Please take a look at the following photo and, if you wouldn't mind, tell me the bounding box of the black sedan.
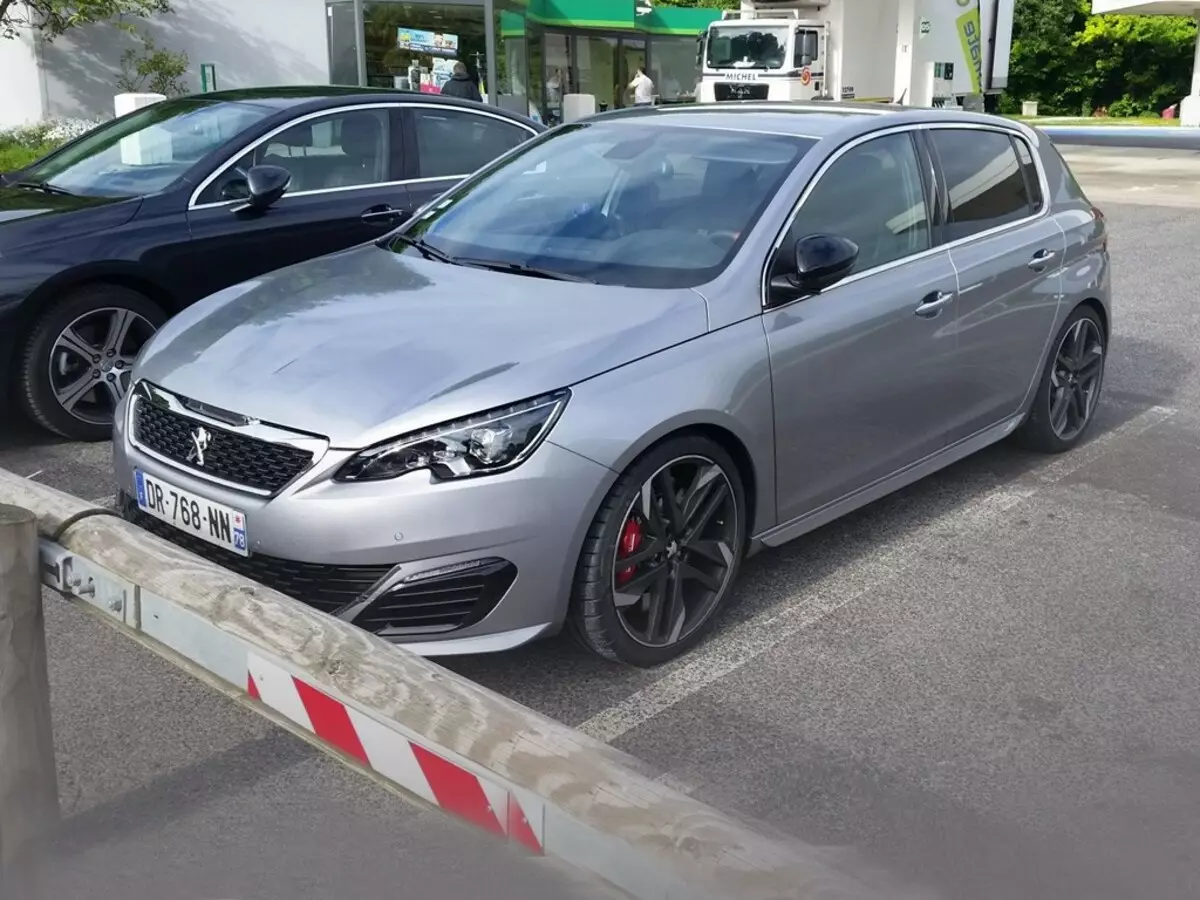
[0,86,543,441]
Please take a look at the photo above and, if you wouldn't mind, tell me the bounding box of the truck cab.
[698,9,828,103]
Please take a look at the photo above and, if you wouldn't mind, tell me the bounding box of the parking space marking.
[578,404,1178,744]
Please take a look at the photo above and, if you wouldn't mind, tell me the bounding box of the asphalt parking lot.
[3,149,1199,898]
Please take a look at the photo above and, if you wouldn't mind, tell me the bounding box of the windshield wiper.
[12,180,76,197]
[389,233,455,263]
[455,258,595,283]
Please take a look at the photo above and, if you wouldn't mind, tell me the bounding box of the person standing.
[440,60,483,103]
[628,66,655,107]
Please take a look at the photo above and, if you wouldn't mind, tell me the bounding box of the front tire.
[18,285,166,442]
[568,435,747,667]
[1015,305,1106,454]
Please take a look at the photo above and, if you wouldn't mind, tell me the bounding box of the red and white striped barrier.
[247,653,545,854]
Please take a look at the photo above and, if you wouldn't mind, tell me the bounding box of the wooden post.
[0,504,58,890]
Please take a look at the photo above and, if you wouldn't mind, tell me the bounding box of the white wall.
[0,26,48,127]
[36,0,330,121]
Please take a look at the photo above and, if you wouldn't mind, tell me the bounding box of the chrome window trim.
[760,121,1053,310]
[187,101,538,211]
[128,381,329,497]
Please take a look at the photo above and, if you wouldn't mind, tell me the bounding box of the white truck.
[696,0,1014,108]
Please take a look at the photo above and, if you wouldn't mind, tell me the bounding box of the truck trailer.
[696,0,1014,108]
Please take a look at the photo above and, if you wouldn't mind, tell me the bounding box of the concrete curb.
[0,468,915,900]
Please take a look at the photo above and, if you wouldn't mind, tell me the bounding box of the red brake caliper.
[616,517,643,586]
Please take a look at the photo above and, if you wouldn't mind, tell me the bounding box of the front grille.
[351,558,517,635]
[133,398,314,494]
[122,496,392,613]
[714,82,769,102]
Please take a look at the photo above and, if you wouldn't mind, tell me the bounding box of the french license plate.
[134,469,248,556]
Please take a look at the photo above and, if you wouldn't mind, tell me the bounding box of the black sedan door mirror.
[231,164,291,214]
[769,233,859,303]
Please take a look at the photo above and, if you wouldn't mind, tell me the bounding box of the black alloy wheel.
[570,436,746,666]
[1048,315,1105,442]
[19,285,167,441]
[1015,305,1107,453]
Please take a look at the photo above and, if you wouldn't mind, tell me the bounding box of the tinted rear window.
[929,129,1035,242]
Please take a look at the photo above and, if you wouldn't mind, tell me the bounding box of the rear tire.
[568,435,747,667]
[18,285,166,442]
[1014,305,1106,454]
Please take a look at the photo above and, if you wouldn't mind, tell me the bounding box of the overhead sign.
[397,28,459,56]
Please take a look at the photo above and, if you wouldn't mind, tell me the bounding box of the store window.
[541,32,572,125]
[327,0,361,85]
[495,3,533,119]
[363,1,487,93]
[649,35,700,103]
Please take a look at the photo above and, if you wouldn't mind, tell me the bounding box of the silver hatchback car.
[114,103,1110,667]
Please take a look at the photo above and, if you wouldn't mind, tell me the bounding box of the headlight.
[335,390,570,482]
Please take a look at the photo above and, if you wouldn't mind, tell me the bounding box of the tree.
[116,28,188,96]
[0,0,171,41]
[1074,12,1197,115]
[1004,0,1197,116]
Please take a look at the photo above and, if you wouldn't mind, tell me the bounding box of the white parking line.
[577,405,1178,745]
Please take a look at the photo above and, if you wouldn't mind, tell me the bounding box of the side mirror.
[769,234,859,303]
[231,164,291,214]
[799,54,813,67]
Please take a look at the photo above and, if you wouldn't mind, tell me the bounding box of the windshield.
[705,25,790,70]
[389,121,814,289]
[22,99,274,198]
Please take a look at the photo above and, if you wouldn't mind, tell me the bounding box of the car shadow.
[445,333,1192,721]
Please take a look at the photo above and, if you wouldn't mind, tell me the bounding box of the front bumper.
[112,393,615,656]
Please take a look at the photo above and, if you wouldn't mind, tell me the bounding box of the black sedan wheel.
[18,285,166,441]
[1015,305,1106,453]
[569,435,746,667]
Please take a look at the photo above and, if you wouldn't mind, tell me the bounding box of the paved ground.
[3,147,1200,899]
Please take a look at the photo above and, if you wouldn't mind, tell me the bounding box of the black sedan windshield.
[391,121,814,288]
[22,99,273,198]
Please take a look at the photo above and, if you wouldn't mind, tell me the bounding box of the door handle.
[914,290,954,318]
[360,206,409,223]
[1027,248,1057,271]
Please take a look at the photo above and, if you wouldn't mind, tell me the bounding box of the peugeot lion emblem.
[188,426,212,467]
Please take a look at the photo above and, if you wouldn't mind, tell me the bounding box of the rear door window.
[411,107,533,180]
[928,129,1036,242]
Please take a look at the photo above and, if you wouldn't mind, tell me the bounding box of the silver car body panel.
[115,104,1111,655]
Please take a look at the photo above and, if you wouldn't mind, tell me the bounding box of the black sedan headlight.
[335,390,570,482]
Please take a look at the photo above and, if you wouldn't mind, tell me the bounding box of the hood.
[0,187,140,253]
[135,242,709,448]
[450,72,473,81]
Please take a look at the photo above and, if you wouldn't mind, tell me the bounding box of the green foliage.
[0,141,58,173]
[1006,0,1197,117]
[116,29,189,96]
[0,0,172,40]
[652,0,738,10]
